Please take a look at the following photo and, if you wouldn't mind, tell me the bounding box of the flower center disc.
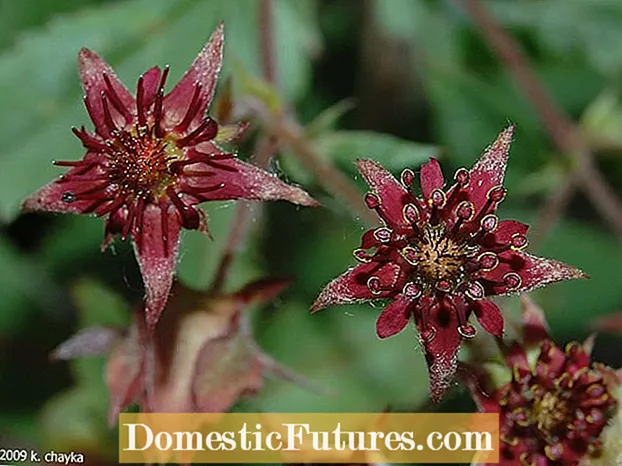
[107,128,179,200]
[410,225,477,283]
[532,391,568,435]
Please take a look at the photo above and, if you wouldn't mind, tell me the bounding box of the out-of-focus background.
[1,0,622,464]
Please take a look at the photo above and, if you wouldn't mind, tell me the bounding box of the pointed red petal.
[415,299,461,402]
[311,261,397,313]
[105,326,143,425]
[188,156,318,206]
[163,23,224,129]
[472,299,504,337]
[21,160,108,214]
[356,159,413,229]
[493,219,529,243]
[50,326,121,360]
[191,332,263,412]
[419,158,445,201]
[424,327,461,403]
[78,48,134,135]
[483,251,587,296]
[376,294,413,339]
[139,66,163,107]
[132,204,182,328]
[468,125,514,210]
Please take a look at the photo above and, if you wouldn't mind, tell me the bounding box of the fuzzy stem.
[259,0,277,87]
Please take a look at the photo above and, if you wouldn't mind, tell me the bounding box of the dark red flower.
[22,24,317,327]
[51,278,313,423]
[463,296,622,466]
[311,126,586,401]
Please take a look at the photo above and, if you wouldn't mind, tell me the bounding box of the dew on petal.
[62,191,76,204]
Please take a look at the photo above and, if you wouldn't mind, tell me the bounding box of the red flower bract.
[21,23,316,328]
[311,126,586,401]
[464,297,621,466]
[51,278,311,423]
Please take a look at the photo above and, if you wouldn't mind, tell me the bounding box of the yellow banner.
[118,412,499,464]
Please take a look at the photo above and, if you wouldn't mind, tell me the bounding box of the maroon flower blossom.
[311,126,585,401]
[22,24,316,327]
[463,296,621,466]
[51,279,313,423]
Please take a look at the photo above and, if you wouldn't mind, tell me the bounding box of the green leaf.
[316,130,439,171]
[279,130,439,187]
[487,0,622,78]
[424,68,547,171]
[373,0,459,70]
[233,58,284,114]
[273,0,322,100]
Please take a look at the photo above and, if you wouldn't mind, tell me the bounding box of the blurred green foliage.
[1,0,622,465]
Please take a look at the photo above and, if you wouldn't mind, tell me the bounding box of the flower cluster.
[312,127,585,400]
[25,16,622,465]
[22,24,316,327]
[462,296,622,466]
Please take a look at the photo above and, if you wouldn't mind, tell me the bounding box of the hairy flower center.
[415,225,473,281]
[56,68,225,233]
[403,224,478,290]
[106,127,180,200]
[532,391,568,435]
